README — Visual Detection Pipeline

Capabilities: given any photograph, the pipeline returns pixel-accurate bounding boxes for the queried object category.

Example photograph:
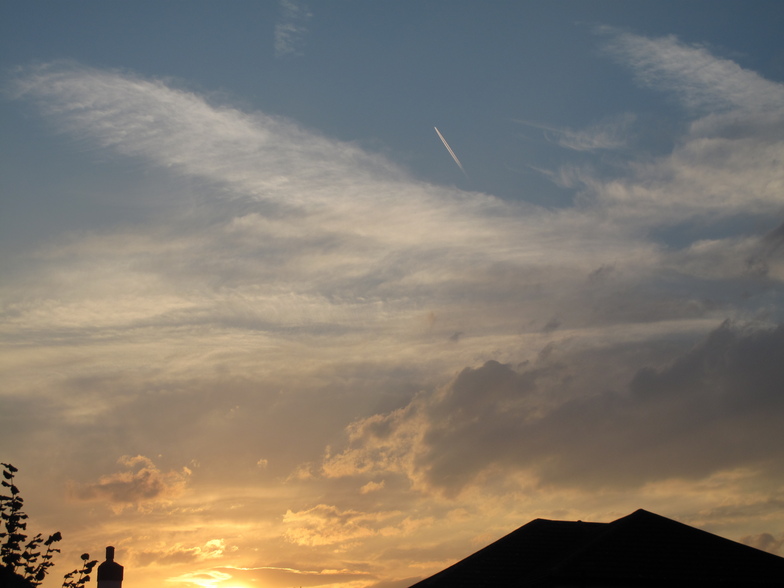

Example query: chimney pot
[97,545,123,588]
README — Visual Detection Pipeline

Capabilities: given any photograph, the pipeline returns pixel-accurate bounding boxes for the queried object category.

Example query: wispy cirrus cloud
[601,28,784,113]
[5,60,671,371]
[513,31,784,234]
[275,0,313,58]
[515,113,636,152]
[10,61,401,207]
[553,31,784,228]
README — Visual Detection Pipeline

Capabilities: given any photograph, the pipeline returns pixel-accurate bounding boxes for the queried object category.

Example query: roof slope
[409,509,784,587]
[410,518,607,588]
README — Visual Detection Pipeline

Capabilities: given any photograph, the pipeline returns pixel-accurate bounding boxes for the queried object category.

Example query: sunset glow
[2,2,784,588]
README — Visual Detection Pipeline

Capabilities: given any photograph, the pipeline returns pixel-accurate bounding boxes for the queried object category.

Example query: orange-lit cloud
[70,455,191,512]
[171,566,372,588]
[283,504,399,546]
[134,539,229,566]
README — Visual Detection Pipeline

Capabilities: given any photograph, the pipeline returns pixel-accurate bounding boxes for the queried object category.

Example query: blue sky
[2,2,784,588]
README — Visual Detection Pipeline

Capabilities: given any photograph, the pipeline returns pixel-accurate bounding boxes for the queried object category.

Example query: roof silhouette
[409,509,784,587]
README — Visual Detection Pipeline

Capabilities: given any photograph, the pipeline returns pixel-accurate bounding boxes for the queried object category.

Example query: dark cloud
[740,532,784,555]
[325,322,784,495]
[745,219,784,277]
[697,496,784,524]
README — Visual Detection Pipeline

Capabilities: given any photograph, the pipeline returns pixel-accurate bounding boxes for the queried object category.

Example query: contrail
[434,126,468,178]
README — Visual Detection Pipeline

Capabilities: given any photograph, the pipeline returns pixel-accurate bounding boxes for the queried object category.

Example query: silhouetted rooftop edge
[409,509,784,587]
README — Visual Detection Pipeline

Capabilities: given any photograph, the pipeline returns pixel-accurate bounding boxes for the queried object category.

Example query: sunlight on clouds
[135,539,229,566]
[359,480,384,494]
[320,321,784,497]
[2,24,784,588]
[170,566,373,588]
[168,569,233,588]
[69,455,191,513]
[283,504,400,546]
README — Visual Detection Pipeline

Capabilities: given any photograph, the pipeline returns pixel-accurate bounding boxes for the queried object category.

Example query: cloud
[368,576,422,588]
[3,43,781,511]
[741,532,784,555]
[3,31,784,587]
[515,113,636,151]
[168,569,233,588]
[321,322,784,495]
[70,455,191,512]
[601,29,784,113]
[512,31,784,236]
[134,539,228,566]
[585,110,784,224]
[281,504,434,549]
[5,60,693,383]
[4,47,780,384]
[275,0,313,58]
[544,30,784,228]
[360,480,385,494]
[365,579,423,588]
[9,61,403,207]
[174,565,372,588]
[8,51,781,339]
[282,504,398,546]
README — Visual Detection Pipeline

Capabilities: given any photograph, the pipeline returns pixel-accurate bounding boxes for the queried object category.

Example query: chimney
[97,546,124,588]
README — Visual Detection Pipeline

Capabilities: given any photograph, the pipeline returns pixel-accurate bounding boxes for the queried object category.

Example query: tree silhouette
[61,553,98,588]
[1,463,97,588]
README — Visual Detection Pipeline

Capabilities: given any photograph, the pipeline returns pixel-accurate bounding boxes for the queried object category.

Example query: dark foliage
[61,553,98,588]
[1,463,97,588]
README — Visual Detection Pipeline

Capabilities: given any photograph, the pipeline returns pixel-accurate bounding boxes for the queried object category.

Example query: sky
[1,1,784,587]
